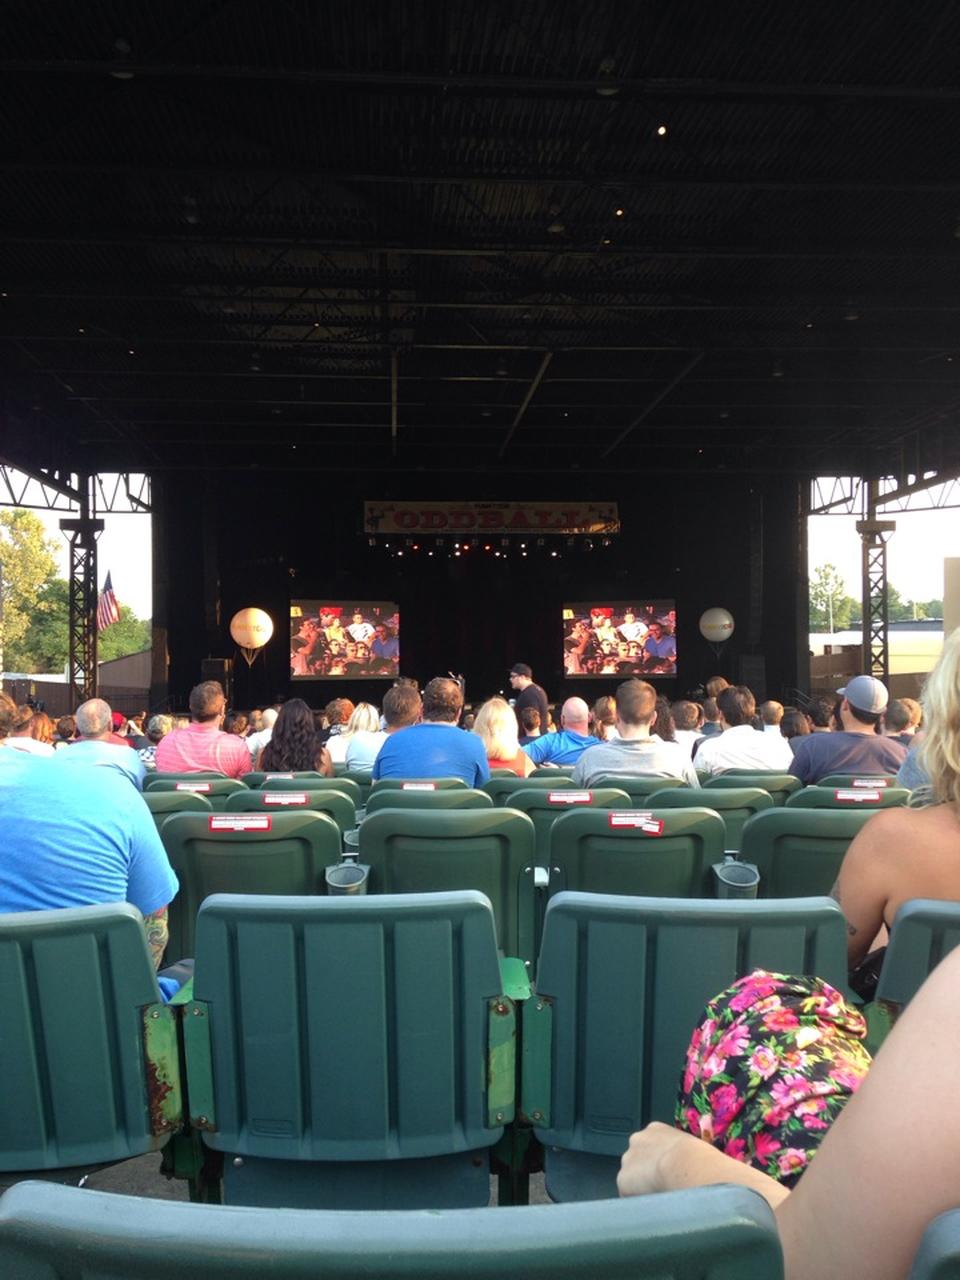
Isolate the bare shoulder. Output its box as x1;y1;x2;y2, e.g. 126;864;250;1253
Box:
852;803;959;858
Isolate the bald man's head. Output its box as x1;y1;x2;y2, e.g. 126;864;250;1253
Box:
560;697;590;731
75;698;113;739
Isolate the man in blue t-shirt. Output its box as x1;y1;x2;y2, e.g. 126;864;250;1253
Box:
0;749;178;968
372;676;490;787
523;697;599;766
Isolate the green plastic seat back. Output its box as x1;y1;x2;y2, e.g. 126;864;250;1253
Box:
0;904;172;1172
785;785;909;810
144;777;247;811
189;892;507;1161
547;807;726;898
818;774;900;789
143;771;226;790
358;809;535;958
483;775;574;805
339;770;375;806
142;788;212;830
909;1207;960;1280
371;777;468;791
590;775;688;801
704;773;802;805
223;787;357;832
246;775;363;806
505;787;631;864
530;766;575;778
365;788;493;815
159;810;342;958
739;808;877;897
875;899;960;1009
528;892;847;1155
646;787;773;854
0;1181;784;1279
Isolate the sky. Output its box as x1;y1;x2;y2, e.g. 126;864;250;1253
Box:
13;473;960;624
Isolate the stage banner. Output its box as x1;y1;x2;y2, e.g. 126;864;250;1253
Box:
365;501;619;536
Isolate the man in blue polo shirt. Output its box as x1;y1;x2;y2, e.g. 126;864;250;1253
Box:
372;676;489;787
0;748;178;969
522;697;598;767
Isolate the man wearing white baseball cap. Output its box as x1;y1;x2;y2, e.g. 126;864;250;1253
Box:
788;674;908;783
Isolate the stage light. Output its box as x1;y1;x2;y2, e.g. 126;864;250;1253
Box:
454;550;461;557
484;544;492;551
550;550;558;558
614;207;625;217
396;550;404;557
656;124;668;136
547;220;565;235
127;348;135;356
494;551;501;558
428;550;434;556
78;327;85;334
412;543;419;551
601;237;612;246
521;551;528;557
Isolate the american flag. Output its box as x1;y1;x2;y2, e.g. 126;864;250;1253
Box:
96;571;121;631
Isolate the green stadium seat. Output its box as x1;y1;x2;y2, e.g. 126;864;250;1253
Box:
704;773;802;806
242;770;329;788
338;770;375;806
818;774;900;789
738;808;879;897
142;788;212;829
484;775;574;805
371;777;468;791
144;771;227;790
489;767;522;777
785;785;909;810
547;806;726;899
504;786;631;865
244;775;363;807
908;1207;960;1280
358;809;536;960
523;891;847;1201
182;891;516;1208
158;810;342;959
875;899;960;1015
646;787;773;854
0;1181;785;1279
0;904;182;1185
590;774;688;801
364;788;493;815
530;766;575;778
143;777;247;811
224;787;357;833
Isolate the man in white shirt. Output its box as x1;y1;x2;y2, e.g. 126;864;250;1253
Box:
346;611;376;645
245;706;278;764
572;679;699;788
694;686;794;776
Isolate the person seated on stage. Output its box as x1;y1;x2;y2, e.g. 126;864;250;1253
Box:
53;698;146;788
780;708;811;742
693;686;795;777
373;676;489;787
5;705;55;757
672;700;704;759
523;696;599;767
154;681;252;780
831;630;960;983
572;680;699;788
885;696;922;747
328;701;380;765
257;698;333;775
473;697;535;777
788;676;908;784
0;745;177;970
518;705;541;745
760;700;785;735
618;942;960;1280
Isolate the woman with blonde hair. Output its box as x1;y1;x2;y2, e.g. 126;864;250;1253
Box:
327;701;381;764
342;702;388;772
591;694;619;741
473;696;535;777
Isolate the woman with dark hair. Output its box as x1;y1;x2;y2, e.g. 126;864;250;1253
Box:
654;696;677;743
258;698;332;774
780;708;811;741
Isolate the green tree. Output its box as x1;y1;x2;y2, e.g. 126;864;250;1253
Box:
0;509;60;671
4;576;69;673
809;563;858;632
98;603;151;662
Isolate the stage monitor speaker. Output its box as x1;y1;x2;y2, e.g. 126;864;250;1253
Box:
201;657;234;704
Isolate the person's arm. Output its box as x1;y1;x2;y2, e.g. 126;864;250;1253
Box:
143;907;169;970
523;735;550;765
830;810;900;967
519;749;536;777
316;745;334;777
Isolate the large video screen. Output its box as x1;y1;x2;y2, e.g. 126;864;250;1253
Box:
290;601;400;679
562;601;677;677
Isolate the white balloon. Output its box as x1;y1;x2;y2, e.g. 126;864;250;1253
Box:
229;607;275;650
699;607;735;644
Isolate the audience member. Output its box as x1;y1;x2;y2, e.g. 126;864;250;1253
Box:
222;710;249;738
699;697;722;738
329;702;381;765
55;698;146;788
523;697;599;767
572;680;698;788
693;686;794;776
671;700;704;758
245;706;278;763
0;691;17;754
52;714;76;749
344;704;390;772
705;676;730;700
654;696;677;743
378;684;422;740
805;694;835;733
124;714;150;751
0;749;177;970
473;697;535;776
885;697;922;746
247;709;264;734
788;676;907;783
6;705;54;757
780;708;811;741
591;694;619;741
759;700;784;734
508;663;549;736
258;698;333;774
109;711;135;746
832;630;960;977
618;944;960;1280
373;676;489;786
518;705;541;745
139;714;172;771
154;681;252;779
320;698;355;748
